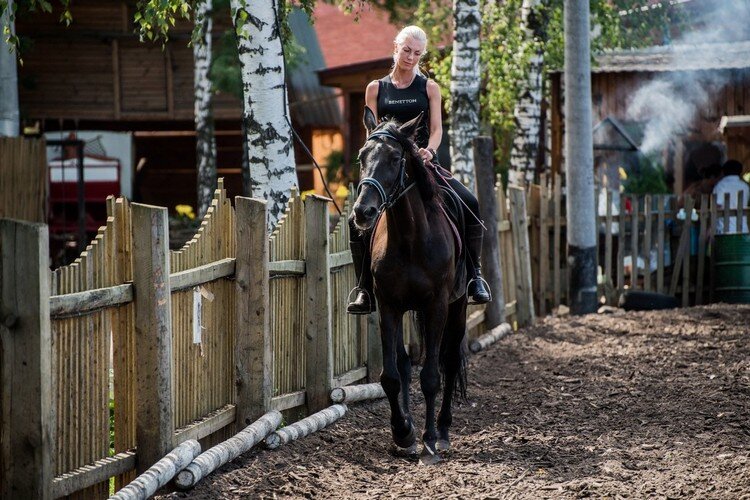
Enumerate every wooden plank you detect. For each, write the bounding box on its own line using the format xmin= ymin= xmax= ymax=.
xmin=498 ymin=220 xmax=511 ymax=232
xmin=643 ymin=195 xmax=652 ymax=291
xmin=466 ymin=309 xmax=485 ymax=331
xmin=49 ymin=283 xmax=133 ymax=318
xmin=630 ymin=196 xmax=639 ymax=290
xmin=709 ymin=194 xmax=718 ymax=303
xmin=553 ymin=175 xmax=562 ymax=306
xmin=329 ymin=250 xmax=353 ymax=270
xmin=268 ymin=259 xmax=306 ymax=276
xmin=617 ymin=195 xmax=626 ymax=297
xmin=234 ymin=197 xmax=272 ymax=432
xmin=333 ymin=367 xmax=368 ymax=388
xmin=737 ymin=190 xmax=745 ymax=233
xmin=656 ymin=195 xmax=666 ymax=294
xmin=723 ymin=192 xmax=731 ymax=231
xmin=112 ymin=39 xmax=121 ymax=119
xmin=474 ymin=136 xmax=505 ymax=327
xmin=366 ymin=313 xmax=382 ymax=384
xmin=173 ymin=405 xmax=236 ymax=446
xmin=304 ymin=195 xmax=334 ymax=413
xmin=669 ymin=197 xmax=694 ymax=298
xmin=169 ymin=258 xmax=235 ymax=292
xmin=696 ymin=194 xmax=709 ymax=305
xmin=682 ymin=196 xmax=694 ymax=306
xmin=538 ymin=176 xmax=548 ymax=316
xmin=0 ymin=220 xmax=53 ymax=499
xmin=508 ymin=187 xmax=535 ymax=326
xmin=604 ymin=190 xmax=613 ymax=299
xmin=271 ymin=391 xmax=306 ymax=412
xmin=131 ymin=203 xmax=174 ymax=473
xmin=51 ymin=451 xmax=136 ymax=499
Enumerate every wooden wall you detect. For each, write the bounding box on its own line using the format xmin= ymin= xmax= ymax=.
xmin=16 ymin=0 xmax=241 ymax=122
xmin=551 ymin=68 xmax=750 ymax=191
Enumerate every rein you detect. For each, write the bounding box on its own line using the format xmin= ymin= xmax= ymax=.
xmin=357 ymin=130 xmax=416 ymax=213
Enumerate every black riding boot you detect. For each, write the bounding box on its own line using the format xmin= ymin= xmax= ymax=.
xmin=466 ymin=223 xmax=491 ymax=304
xmin=347 ymin=239 xmax=376 ymax=314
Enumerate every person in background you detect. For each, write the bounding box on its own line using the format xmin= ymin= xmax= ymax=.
xmin=712 ymin=159 xmax=749 ymax=234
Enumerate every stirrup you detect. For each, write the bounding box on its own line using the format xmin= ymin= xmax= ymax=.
xmin=466 ymin=276 xmax=492 ymax=304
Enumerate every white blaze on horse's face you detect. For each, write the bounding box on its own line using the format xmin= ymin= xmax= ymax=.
xmin=352 ymin=138 xmax=403 ymax=231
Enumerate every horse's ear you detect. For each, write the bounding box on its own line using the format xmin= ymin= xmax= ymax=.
xmin=398 ymin=111 xmax=424 ymax=140
xmin=363 ymin=106 xmax=377 ymax=134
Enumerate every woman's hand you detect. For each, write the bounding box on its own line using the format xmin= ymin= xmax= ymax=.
xmin=417 ymin=148 xmax=434 ymax=162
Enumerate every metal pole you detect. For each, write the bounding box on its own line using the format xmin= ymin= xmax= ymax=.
xmin=564 ymin=0 xmax=598 ymax=314
xmin=0 ymin=0 xmax=20 ymax=137
xmin=76 ymin=141 xmax=86 ymax=252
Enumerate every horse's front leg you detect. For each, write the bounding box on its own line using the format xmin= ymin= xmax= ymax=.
xmin=419 ymin=301 xmax=448 ymax=464
xmin=379 ymin=304 xmax=416 ymax=451
xmin=396 ymin=321 xmax=412 ymax=419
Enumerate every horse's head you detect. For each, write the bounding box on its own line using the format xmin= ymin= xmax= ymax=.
xmin=351 ymin=107 xmax=424 ymax=231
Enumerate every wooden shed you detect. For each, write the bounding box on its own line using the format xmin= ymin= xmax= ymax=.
xmin=15 ymin=1 xmax=342 ymax=210
xmin=550 ymin=40 xmax=750 ymax=194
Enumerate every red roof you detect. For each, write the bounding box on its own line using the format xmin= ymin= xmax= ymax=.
xmin=313 ymin=4 xmax=399 ymax=70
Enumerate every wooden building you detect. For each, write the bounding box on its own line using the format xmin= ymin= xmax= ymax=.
xmin=15 ymin=1 xmax=343 ymax=211
xmin=550 ymin=41 xmax=750 ymax=195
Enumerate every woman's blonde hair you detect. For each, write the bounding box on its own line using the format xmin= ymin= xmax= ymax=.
xmin=393 ymin=25 xmax=428 ymax=76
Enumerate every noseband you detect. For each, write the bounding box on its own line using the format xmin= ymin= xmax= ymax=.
xmin=358 ymin=130 xmax=416 ymax=212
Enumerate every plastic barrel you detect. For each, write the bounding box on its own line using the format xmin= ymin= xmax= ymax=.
xmin=714 ymin=233 xmax=750 ymax=304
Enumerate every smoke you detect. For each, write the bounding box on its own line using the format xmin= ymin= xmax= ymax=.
xmin=625 ymin=0 xmax=750 ymax=156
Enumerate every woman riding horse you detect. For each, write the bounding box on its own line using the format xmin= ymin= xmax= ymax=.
xmin=348 ymin=25 xmax=491 ymax=314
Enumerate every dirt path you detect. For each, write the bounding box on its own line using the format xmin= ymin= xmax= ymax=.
xmin=160 ymin=304 xmax=750 ymax=499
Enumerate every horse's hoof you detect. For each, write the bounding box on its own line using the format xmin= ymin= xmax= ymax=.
xmin=436 ymin=439 xmax=451 ymax=453
xmin=392 ymin=418 xmax=416 ymax=449
xmin=391 ymin=443 xmax=418 ymax=459
xmin=419 ymin=443 xmax=442 ymax=465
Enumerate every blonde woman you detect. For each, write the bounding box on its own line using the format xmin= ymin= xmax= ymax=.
xmin=347 ymin=25 xmax=490 ymax=314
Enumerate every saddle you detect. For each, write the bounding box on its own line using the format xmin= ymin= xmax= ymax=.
xmin=437 ymin=183 xmax=468 ymax=304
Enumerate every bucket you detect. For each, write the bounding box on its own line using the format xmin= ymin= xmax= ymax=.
xmin=714 ymin=233 xmax=750 ymax=304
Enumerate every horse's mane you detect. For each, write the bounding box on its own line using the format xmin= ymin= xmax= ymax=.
xmin=371 ymin=119 xmax=440 ymax=209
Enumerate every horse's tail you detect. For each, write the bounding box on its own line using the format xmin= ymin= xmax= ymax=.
xmin=441 ymin=330 xmax=468 ymax=403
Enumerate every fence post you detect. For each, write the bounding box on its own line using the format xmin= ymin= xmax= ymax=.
xmin=304 ymin=195 xmax=333 ymax=413
xmin=234 ymin=197 xmax=271 ymax=430
xmin=473 ymin=136 xmax=505 ymax=328
xmin=365 ymin=313 xmax=382 ymax=383
xmin=508 ymin=187 xmax=536 ymax=326
xmin=0 ymin=219 xmax=53 ymax=499
xmin=131 ymin=204 xmax=173 ymax=473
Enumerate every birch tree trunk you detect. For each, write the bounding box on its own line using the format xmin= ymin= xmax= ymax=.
xmin=194 ymin=0 xmax=217 ymax=218
xmin=449 ymin=0 xmax=481 ymax=192
xmin=564 ymin=0 xmax=597 ymax=314
xmin=508 ymin=0 xmax=544 ymax=186
xmin=0 ymin=0 xmax=19 ymax=137
xmin=230 ymin=0 xmax=297 ymax=229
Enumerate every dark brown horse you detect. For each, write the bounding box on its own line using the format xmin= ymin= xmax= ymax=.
xmin=351 ymin=108 xmax=467 ymax=463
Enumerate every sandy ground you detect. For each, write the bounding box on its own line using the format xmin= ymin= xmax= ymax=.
xmin=158 ymin=304 xmax=750 ymax=499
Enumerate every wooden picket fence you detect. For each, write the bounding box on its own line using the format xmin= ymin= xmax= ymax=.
xmin=1 ymin=169 xmax=539 ymax=498
xmin=527 ymin=173 xmax=750 ymax=313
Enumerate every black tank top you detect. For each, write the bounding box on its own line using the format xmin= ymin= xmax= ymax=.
xmin=377 ymin=74 xmax=430 ymax=148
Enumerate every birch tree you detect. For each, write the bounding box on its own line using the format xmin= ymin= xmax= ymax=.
xmin=193 ymin=0 xmax=217 ymax=218
xmin=449 ymin=0 xmax=481 ymax=191
xmin=229 ymin=0 xmax=297 ymax=228
xmin=0 ymin=0 xmax=19 ymax=137
xmin=508 ymin=0 xmax=543 ymax=186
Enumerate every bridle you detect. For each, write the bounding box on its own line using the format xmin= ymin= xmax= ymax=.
xmin=357 ymin=129 xmax=416 ymax=212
